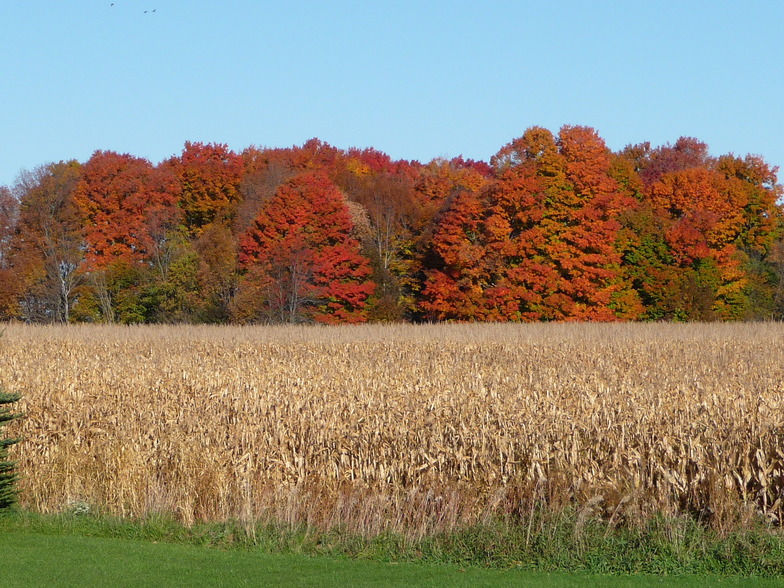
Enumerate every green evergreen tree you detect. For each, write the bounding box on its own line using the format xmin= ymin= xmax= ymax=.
xmin=0 ymin=385 xmax=21 ymax=510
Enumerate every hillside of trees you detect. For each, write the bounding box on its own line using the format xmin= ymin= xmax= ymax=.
xmin=1 ymin=125 xmax=782 ymax=324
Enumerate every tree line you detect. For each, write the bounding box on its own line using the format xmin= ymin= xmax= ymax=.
xmin=1 ymin=126 xmax=782 ymax=324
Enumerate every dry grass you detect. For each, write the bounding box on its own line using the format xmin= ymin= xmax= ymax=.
xmin=1 ymin=322 xmax=783 ymax=536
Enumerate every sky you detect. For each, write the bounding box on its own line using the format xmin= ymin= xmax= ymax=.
xmin=2 ymin=1 xmax=783 ymax=188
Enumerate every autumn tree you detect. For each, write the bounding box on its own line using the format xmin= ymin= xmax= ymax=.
xmin=238 ymin=171 xmax=375 ymax=324
xmin=500 ymin=125 xmax=637 ymax=320
xmin=420 ymin=187 xmax=491 ymax=320
xmin=0 ymin=187 xmax=19 ymax=318
xmin=646 ymin=164 xmax=780 ymax=319
xmin=391 ymin=158 xmax=490 ymax=320
xmin=73 ymin=151 xmax=180 ymax=322
xmin=164 ymin=142 xmax=244 ymax=232
xmin=335 ymin=170 xmax=421 ymax=320
xmin=553 ymin=125 xmax=642 ymax=319
xmin=9 ymin=162 xmax=85 ymax=322
xmin=261 ymin=138 xmax=343 ymax=175
xmin=423 ymin=126 xmax=640 ymax=322
xmin=716 ymin=154 xmax=783 ymax=255
xmin=75 ymin=151 xmax=179 ymax=267
xmin=195 ymin=222 xmax=239 ymax=321
xmin=235 ymin=147 xmax=299 ymax=235
xmin=626 ymin=136 xmax=712 ymax=188
xmin=718 ymin=154 xmax=784 ymax=318
xmin=234 ymin=139 xmax=344 ymax=236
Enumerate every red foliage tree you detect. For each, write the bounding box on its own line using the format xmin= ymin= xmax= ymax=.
xmin=650 ymin=167 xmax=747 ymax=252
xmin=627 ymin=136 xmax=712 ymax=188
xmin=238 ymin=171 xmax=375 ymax=323
xmin=257 ymin=138 xmax=343 ymax=176
xmin=420 ymin=188 xmax=489 ymax=320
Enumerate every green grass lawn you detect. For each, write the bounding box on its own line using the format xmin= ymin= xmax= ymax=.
xmin=3 ymin=531 xmax=784 ymax=588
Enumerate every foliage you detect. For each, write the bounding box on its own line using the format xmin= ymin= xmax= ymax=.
xmin=0 ymin=129 xmax=781 ymax=324
xmin=163 ymin=142 xmax=244 ymax=233
xmin=5 ymin=162 xmax=84 ymax=322
xmin=74 ymin=151 xmax=180 ymax=269
xmin=238 ymin=171 xmax=375 ymax=323
xmin=421 ymin=126 xmax=643 ymax=321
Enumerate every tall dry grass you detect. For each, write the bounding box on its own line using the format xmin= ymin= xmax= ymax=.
xmin=1 ymin=322 xmax=783 ymax=536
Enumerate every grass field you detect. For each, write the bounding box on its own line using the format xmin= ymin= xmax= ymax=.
xmin=4 ymin=531 xmax=758 ymax=588
xmin=1 ymin=322 xmax=784 ymax=574
xmin=3 ymin=521 xmax=783 ymax=587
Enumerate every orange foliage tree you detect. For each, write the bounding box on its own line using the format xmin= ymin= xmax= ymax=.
xmin=164 ymin=142 xmax=244 ymax=232
xmin=7 ymin=162 xmax=85 ymax=322
xmin=422 ymin=126 xmax=640 ymax=321
xmin=647 ymin=165 xmax=774 ymax=319
xmin=74 ymin=151 xmax=180 ymax=269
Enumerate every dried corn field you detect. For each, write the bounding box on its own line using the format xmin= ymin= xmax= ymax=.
xmin=1 ymin=322 xmax=784 ymax=536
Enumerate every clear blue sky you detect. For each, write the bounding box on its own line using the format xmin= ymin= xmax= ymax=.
xmin=2 ymin=1 xmax=782 ymax=188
